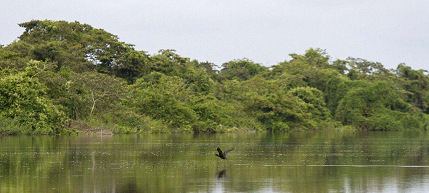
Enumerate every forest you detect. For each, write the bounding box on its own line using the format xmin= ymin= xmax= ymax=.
xmin=1 ymin=20 xmax=428 ymax=134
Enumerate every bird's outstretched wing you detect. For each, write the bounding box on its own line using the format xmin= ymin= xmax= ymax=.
xmin=224 ymin=148 xmax=234 ymax=155
xmin=217 ymin=147 xmax=223 ymax=154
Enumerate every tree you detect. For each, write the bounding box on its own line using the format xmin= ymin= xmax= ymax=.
xmin=0 ymin=60 xmax=69 ymax=134
xmin=268 ymin=48 xmax=340 ymax=91
xmin=395 ymin=64 xmax=429 ymax=113
xmin=220 ymin=58 xmax=267 ymax=81
xmin=289 ymin=48 xmax=330 ymax=68
xmin=114 ymin=49 xmax=150 ymax=83
xmin=130 ymin=72 xmax=198 ymax=130
xmin=240 ymin=76 xmax=335 ymax=131
xmin=345 ymin=57 xmax=391 ymax=81
xmin=197 ymin=61 xmax=220 ymax=81
xmin=17 ymin=20 xmax=145 ymax=79
xmin=324 ymin=75 xmax=349 ymax=116
xmin=74 ymin=72 xmax=126 ymax=120
xmin=336 ymin=80 xmax=420 ymax=130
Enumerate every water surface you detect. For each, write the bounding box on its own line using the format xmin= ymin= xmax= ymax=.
xmin=1 ymin=131 xmax=429 ymax=192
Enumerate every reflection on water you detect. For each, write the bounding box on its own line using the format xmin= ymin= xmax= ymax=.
xmin=217 ymin=169 xmax=227 ymax=179
xmin=1 ymin=131 xmax=429 ymax=192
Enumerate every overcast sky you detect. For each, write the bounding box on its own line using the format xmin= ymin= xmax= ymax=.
xmin=1 ymin=0 xmax=428 ymax=70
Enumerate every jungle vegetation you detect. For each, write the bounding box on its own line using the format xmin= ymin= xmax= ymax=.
xmin=1 ymin=20 xmax=428 ymax=134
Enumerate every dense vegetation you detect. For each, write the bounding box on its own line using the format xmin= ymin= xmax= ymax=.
xmin=1 ymin=20 xmax=428 ymax=134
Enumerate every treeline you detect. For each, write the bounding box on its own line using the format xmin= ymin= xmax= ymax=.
xmin=1 ymin=20 xmax=428 ymax=134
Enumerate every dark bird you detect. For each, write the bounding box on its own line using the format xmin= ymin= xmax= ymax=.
xmin=215 ymin=147 xmax=234 ymax=160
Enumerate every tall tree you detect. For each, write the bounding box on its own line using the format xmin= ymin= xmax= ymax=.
xmin=220 ymin=58 xmax=267 ymax=81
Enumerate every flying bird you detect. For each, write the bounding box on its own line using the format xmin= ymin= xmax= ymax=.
xmin=215 ymin=147 xmax=234 ymax=160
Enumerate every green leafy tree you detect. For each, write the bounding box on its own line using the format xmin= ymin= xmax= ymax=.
xmin=220 ymin=58 xmax=267 ymax=81
xmin=3 ymin=19 xmax=429 ymax=134
xmin=345 ymin=57 xmax=391 ymax=81
xmin=0 ymin=60 xmax=69 ymax=134
xmin=289 ymin=48 xmax=330 ymax=68
xmin=130 ymin=72 xmax=198 ymax=131
xmin=395 ymin=64 xmax=429 ymax=113
xmin=336 ymin=80 xmax=420 ymax=130
xmin=197 ymin=61 xmax=221 ymax=81
xmin=74 ymin=72 xmax=127 ymax=120
xmin=114 ymin=50 xmax=150 ymax=83
xmin=17 ymin=20 xmax=148 ymax=82
xmin=269 ymin=48 xmax=340 ymax=91
xmin=324 ymin=75 xmax=349 ymax=115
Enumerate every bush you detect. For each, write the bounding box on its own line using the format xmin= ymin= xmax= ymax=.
xmin=0 ymin=62 xmax=69 ymax=134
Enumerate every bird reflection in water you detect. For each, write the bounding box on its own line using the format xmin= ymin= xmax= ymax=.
xmin=217 ymin=169 xmax=227 ymax=179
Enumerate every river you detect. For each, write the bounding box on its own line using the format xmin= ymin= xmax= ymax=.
xmin=1 ymin=131 xmax=429 ymax=192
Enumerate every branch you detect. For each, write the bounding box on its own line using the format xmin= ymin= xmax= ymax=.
xmin=31 ymin=63 xmax=47 ymax=79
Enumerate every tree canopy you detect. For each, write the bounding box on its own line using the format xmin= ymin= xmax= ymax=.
xmin=1 ymin=20 xmax=428 ymax=134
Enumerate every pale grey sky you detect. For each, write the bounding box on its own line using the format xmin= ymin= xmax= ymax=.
xmin=1 ymin=0 xmax=428 ymax=70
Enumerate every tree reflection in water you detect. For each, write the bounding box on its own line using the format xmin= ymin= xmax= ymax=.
xmin=1 ymin=132 xmax=429 ymax=192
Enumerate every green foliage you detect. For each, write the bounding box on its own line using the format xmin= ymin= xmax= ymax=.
xmin=114 ymin=50 xmax=150 ymax=83
xmin=105 ymin=109 xmax=169 ymax=133
xmin=288 ymin=87 xmax=331 ymax=121
xmin=325 ymin=75 xmax=349 ymax=115
xmin=236 ymin=75 xmax=336 ymax=131
xmin=0 ymin=116 xmax=28 ymax=134
xmin=269 ymin=48 xmax=340 ymax=92
xmin=1 ymin=20 xmax=429 ymax=134
xmin=75 ymin=71 xmax=127 ymax=120
xmin=395 ymin=64 xmax=429 ymax=113
xmin=290 ymin=48 xmax=330 ymax=68
xmin=17 ymin=19 xmax=148 ymax=79
xmin=0 ymin=60 xmax=69 ymax=134
xmin=220 ymin=58 xmax=267 ymax=81
xmin=336 ymin=81 xmax=420 ymax=130
xmin=131 ymin=72 xmax=197 ymax=131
